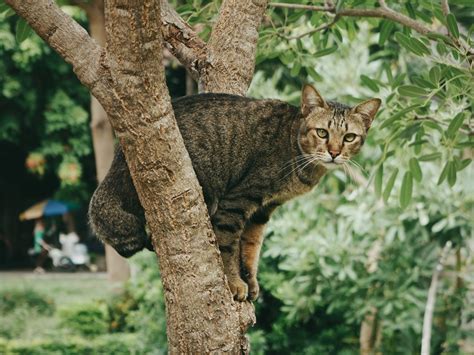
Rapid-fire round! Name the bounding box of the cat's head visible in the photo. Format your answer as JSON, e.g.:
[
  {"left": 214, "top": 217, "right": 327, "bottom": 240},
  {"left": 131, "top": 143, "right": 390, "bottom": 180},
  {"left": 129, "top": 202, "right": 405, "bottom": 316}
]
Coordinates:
[{"left": 298, "top": 84, "right": 381, "bottom": 169}]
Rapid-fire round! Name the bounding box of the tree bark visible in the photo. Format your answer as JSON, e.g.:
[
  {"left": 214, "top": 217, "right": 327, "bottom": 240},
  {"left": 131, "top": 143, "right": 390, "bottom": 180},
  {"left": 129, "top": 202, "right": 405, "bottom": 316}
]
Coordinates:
[
  {"left": 80, "top": 0, "right": 130, "bottom": 283},
  {"left": 200, "top": 0, "right": 269, "bottom": 95}
]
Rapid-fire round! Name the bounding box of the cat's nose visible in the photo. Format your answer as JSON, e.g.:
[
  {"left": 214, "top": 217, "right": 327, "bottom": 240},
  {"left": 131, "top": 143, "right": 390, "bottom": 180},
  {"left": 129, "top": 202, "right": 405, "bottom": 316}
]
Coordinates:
[{"left": 329, "top": 150, "right": 340, "bottom": 159}]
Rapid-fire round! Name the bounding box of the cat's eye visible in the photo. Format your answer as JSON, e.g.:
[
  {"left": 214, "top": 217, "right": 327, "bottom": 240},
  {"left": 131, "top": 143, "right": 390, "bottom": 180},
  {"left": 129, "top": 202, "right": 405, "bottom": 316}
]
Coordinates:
[
  {"left": 344, "top": 133, "right": 357, "bottom": 142},
  {"left": 316, "top": 129, "right": 328, "bottom": 139}
]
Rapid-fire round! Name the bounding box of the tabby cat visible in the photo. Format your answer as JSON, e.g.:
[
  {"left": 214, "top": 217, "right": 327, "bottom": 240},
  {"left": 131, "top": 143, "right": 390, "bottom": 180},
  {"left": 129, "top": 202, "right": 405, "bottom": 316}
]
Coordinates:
[{"left": 88, "top": 84, "right": 380, "bottom": 301}]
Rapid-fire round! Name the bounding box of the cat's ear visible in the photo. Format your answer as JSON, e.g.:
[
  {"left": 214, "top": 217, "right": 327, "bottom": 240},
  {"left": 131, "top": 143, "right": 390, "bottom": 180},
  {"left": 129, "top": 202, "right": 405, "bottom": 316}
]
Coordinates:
[
  {"left": 301, "top": 84, "right": 328, "bottom": 116},
  {"left": 352, "top": 98, "right": 381, "bottom": 130}
]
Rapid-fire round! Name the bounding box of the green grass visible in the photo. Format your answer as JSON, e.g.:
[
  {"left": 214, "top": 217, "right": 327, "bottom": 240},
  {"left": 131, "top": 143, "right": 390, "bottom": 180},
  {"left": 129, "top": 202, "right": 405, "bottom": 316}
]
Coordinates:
[
  {"left": 0, "top": 272, "right": 113, "bottom": 306},
  {"left": 0, "top": 272, "right": 118, "bottom": 341}
]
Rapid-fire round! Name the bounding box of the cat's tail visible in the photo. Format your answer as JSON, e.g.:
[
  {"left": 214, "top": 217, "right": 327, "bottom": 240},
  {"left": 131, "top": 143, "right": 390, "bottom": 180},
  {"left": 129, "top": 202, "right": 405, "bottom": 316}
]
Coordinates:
[{"left": 88, "top": 148, "right": 153, "bottom": 258}]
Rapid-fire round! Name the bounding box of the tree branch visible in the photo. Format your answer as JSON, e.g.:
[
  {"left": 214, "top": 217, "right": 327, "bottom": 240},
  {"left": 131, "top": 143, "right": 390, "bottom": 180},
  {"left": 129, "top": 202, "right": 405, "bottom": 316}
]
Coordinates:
[
  {"left": 269, "top": 2, "right": 433, "bottom": 36},
  {"left": 200, "top": 0, "right": 270, "bottom": 95},
  {"left": 421, "top": 241, "right": 453, "bottom": 355},
  {"left": 441, "top": 0, "right": 450, "bottom": 17},
  {"left": 160, "top": 0, "right": 207, "bottom": 81}
]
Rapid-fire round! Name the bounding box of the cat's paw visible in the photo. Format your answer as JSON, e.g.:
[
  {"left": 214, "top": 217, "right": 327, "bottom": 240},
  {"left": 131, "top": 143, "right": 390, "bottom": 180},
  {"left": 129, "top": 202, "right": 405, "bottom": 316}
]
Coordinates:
[
  {"left": 228, "top": 276, "right": 248, "bottom": 301},
  {"left": 247, "top": 277, "right": 260, "bottom": 301},
  {"left": 144, "top": 236, "right": 154, "bottom": 252}
]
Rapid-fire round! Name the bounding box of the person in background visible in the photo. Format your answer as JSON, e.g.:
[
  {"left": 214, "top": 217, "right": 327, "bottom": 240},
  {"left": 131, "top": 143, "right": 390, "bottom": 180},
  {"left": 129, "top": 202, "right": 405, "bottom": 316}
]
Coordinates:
[{"left": 33, "top": 218, "right": 52, "bottom": 273}]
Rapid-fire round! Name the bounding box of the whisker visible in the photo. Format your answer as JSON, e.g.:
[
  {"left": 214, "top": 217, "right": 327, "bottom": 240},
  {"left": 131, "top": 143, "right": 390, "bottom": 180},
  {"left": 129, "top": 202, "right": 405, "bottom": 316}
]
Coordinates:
[
  {"left": 277, "top": 154, "right": 323, "bottom": 182},
  {"left": 279, "top": 155, "right": 311, "bottom": 173}
]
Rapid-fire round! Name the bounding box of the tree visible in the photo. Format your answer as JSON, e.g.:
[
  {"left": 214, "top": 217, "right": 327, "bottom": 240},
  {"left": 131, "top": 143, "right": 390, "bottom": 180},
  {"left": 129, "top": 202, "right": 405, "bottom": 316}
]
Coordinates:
[
  {"left": 3, "top": 0, "right": 472, "bottom": 352},
  {"left": 73, "top": 0, "right": 130, "bottom": 283}
]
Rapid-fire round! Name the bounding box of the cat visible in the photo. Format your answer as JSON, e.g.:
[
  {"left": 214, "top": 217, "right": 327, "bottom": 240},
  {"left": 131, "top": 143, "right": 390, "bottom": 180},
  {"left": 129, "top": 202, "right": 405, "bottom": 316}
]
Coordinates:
[{"left": 88, "top": 84, "right": 380, "bottom": 301}]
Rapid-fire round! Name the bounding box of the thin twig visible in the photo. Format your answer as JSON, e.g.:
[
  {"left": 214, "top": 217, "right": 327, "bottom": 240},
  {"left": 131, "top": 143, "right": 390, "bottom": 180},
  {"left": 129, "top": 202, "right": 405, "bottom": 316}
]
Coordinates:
[
  {"left": 285, "top": 15, "right": 339, "bottom": 40},
  {"left": 421, "top": 241, "right": 453, "bottom": 355},
  {"left": 441, "top": 0, "right": 450, "bottom": 17},
  {"left": 269, "top": 2, "right": 333, "bottom": 12}
]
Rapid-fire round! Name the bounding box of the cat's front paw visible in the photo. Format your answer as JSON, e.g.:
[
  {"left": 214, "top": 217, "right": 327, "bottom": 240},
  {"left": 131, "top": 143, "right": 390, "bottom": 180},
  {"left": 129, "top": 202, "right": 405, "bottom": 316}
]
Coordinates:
[
  {"left": 228, "top": 276, "right": 248, "bottom": 301},
  {"left": 247, "top": 277, "right": 260, "bottom": 301}
]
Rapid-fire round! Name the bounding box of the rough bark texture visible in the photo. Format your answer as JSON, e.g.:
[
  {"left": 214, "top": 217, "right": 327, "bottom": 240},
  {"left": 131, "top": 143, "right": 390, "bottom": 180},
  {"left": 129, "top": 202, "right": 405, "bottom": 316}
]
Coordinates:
[
  {"left": 160, "top": 0, "right": 207, "bottom": 81},
  {"left": 82, "top": 0, "right": 130, "bottom": 283},
  {"left": 6, "top": 0, "right": 266, "bottom": 351},
  {"left": 200, "top": 0, "right": 269, "bottom": 95}
]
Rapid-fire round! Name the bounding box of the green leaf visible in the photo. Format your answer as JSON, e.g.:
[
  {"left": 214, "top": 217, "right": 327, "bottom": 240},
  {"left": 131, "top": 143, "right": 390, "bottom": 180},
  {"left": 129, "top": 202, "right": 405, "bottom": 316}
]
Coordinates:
[
  {"left": 437, "top": 162, "right": 449, "bottom": 185},
  {"left": 429, "top": 66, "right": 441, "bottom": 85},
  {"left": 335, "top": 0, "right": 346, "bottom": 13},
  {"left": 391, "top": 73, "right": 406, "bottom": 89},
  {"left": 374, "top": 164, "right": 383, "bottom": 198},
  {"left": 279, "top": 51, "right": 294, "bottom": 65},
  {"left": 446, "top": 13, "right": 460, "bottom": 39},
  {"left": 418, "top": 153, "right": 441, "bottom": 161},
  {"left": 427, "top": 32, "right": 454, "bottom": 45},
  {"left": 456, "top": 159, "right": 471, "bottom": 171},
  {"left": 446, "top": 112, "right": 466, "bottom": 139},
  {"left": 433, "top": 8, "right": 447, "bottom": 25},
  {"left": 436, "top": 42, "right": 448, "bottom": 55},
  {"left": 422, "top": 120, "right": 443, "bottom": 132},
  {"left": 306, "top": 67, "right": 323, "bottom": 82},
  {"left": 400, "top": 171, "right": 413, "bottom": 209},
  {"left": 16, "top": 18, "right": 33, "bottom": 44},
  {"left": 380, "top": 104, "right": 421, "bottom": 130},
  {"left": 399, "top": 122, "right": 422, "bottom": 140},
  {"left": 313, "top": 46, "right": 338, "bottom": 58},
  {"left": 395, "top": 32, "right": 427, "bottom": 56},
  {"left": 360, "top": 75, "right": 379, "bottom": 93},
  {"left": 398, "top": 85, "right": 430, "bottom": 97},
  {"left": 405, "top": 2, "right": 416, "bottom": 19},
  {"left": 290, "top": 62, "right": 301, "bottom": 76},
  {"left": 409, "top": 158, "right": 422, "bottom": 182},
  {"left": 447, "top": 161, "right": 457, "bottom": 186},
  {"left": 412, "top": 76, "right": 436, "bottom": 89},
  {"left": 379, "top": 21, "right": 394, "bottom": 46},
  {"left": 410, "top": 37, "right": 431, "bottom": 55},
  {"left": 383, "top": 168, "right": 399, "bottom": 203}
]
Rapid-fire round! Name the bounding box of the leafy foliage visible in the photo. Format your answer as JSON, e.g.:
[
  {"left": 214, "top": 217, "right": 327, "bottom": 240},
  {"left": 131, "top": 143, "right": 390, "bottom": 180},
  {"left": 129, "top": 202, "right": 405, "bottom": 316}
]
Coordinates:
[
  {"left": 59, "top": 302, "right": 110, "bottom": 337},
  {"left": 0, "top": 3, "right": 93, "bottom": 203},
  {"left": 0, "top": 288, "right": 55, "bottom": 315}
]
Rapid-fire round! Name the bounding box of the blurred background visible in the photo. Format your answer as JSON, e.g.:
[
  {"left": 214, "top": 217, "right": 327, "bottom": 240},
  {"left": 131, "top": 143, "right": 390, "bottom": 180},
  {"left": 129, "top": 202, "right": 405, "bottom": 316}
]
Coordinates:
[{"left": 0, "top": 1, "right": 472, "bottom": 354}]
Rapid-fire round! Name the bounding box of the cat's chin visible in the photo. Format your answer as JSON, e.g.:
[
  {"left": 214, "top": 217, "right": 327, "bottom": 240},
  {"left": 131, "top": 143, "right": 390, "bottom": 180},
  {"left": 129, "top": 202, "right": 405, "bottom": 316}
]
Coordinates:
[{"left": 322, "top": 162, "right": 341, "bottom": 170}]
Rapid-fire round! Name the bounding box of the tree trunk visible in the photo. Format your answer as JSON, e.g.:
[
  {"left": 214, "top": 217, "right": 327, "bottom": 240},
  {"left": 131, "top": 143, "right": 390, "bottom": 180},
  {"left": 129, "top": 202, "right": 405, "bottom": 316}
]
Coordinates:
[{"left": 83, "top": 0, "right": 130, "bottom": 282}]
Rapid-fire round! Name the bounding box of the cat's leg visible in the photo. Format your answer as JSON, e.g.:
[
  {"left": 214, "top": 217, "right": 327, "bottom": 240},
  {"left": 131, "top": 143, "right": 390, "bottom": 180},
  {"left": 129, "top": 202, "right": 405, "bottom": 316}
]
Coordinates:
[
  {"left": 88, "top": 148, "right": 152, "bottom": 257},
  {"left": 240, "top": 223, "right": 265, "bottom": 301},
  {"left": 211, "top": 197, "right": 260, "bottom": 301},
  {"left": 241, "top": 203, "right": 278, "bottom": 301}
]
